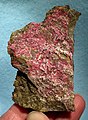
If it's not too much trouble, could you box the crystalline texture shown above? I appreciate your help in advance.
[8,5,81,111]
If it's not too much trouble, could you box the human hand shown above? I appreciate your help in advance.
[0,94,85,120]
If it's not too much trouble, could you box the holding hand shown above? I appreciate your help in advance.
[0,94,85,120]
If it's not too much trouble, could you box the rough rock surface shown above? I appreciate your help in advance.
[8,5,81,111]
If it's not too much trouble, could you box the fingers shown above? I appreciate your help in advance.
[0,104,29,120]
[0,104,49,120]
[70,94,85,120]
[0,94,85,120]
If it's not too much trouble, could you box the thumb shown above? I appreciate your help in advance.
[27,111,49,120]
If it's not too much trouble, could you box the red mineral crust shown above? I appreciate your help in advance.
[8,5,81,111]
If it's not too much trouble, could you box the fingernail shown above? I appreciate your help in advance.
[27,111,49,120]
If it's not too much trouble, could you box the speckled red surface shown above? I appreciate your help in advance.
[8,5,81,111]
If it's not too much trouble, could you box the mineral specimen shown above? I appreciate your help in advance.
[8,5,81,111]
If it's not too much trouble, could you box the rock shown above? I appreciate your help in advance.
[8,5,81,111]
[13,71,69,111]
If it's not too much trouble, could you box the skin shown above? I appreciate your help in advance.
[0,94,85,120]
